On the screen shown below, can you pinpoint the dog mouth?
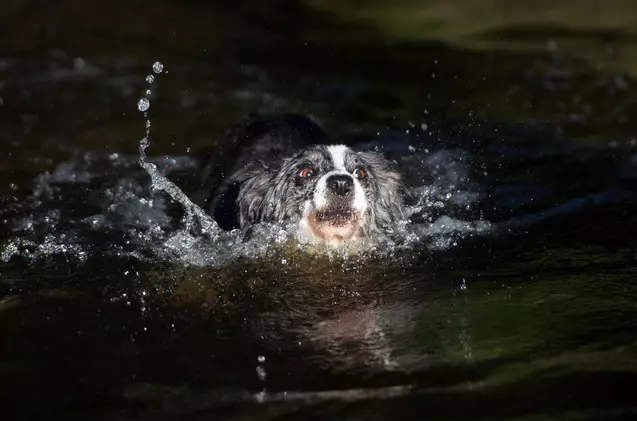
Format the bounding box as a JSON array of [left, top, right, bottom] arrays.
[[307, 207, 361, 241], [314, 210, 357, 226]]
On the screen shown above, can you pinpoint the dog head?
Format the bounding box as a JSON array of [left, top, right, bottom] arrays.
[[237, 144, 404, 244]]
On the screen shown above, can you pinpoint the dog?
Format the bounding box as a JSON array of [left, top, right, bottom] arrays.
[[201, 114, 405, 245]]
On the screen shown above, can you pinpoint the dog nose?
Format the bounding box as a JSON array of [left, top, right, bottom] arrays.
[[327, 174, 354, 196]]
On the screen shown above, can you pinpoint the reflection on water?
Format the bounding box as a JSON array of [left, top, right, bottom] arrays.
[[1, 1, 637, 420]]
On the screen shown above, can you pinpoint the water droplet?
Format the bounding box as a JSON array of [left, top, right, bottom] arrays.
[[137, 98, 150, 112], [547, 40, 557, 52], [73, 57, 86, 70], [146, 120, 151, 128], [146, 74, 155, 84], [256, 365, 267, 381], [460, 278, 467, 290], [421, 123, 428, 131], [152, 61, 164, 74], [255, 389, 266, 403], [140, 137, 150, 152], [146, 89, 151, 95], [257, 355, 265, 363]]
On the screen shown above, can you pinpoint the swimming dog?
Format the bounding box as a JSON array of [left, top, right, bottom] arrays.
[[202, 114, 404, 245]]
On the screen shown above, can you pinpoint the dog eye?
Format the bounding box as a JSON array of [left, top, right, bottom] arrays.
[[298, 168, 314, 178], [353, 168, 367, 179]]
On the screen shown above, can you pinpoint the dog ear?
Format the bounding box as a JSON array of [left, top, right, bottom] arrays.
[[358, 151, 405, 225], [236, 167, 274, 227]]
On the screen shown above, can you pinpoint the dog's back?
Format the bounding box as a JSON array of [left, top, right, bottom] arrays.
[[201, 114, 330, 230]]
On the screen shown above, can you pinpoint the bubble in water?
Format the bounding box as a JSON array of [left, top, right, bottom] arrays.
[[152, 61, 164, 74], [146, 74, 155, 84], [145, 89, 151, 95], [257, 355, 266, 363], [146, 120, 151, 129], [137, 98, 150, 112]]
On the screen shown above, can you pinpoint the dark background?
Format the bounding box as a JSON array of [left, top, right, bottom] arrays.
[[1, 2, 637, 421]]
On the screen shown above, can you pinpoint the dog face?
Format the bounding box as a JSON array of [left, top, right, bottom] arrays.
[[237, 144, 404, 244]]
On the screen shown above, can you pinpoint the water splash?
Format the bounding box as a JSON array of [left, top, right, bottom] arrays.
[[0, 144, 495, 267], [0, 61, 501, 268], [139, 144, 219, 238], [0, 151, 196, 263], [137, 62, 220, 241]]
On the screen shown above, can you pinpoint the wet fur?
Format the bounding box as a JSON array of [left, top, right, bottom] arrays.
[[202, 114, 404, 240]]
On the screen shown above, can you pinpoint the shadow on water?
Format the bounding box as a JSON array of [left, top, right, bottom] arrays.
[[1, 0, 637, 420]]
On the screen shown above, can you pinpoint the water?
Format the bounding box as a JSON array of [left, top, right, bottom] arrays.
[[1, 1, 637, 420], [137, 97, 150, 112]]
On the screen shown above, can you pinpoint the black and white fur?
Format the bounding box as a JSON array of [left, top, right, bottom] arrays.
[[202, 114, 404, 245]]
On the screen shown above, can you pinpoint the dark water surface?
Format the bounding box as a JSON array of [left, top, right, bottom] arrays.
[[1, 1, 637, 420]]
